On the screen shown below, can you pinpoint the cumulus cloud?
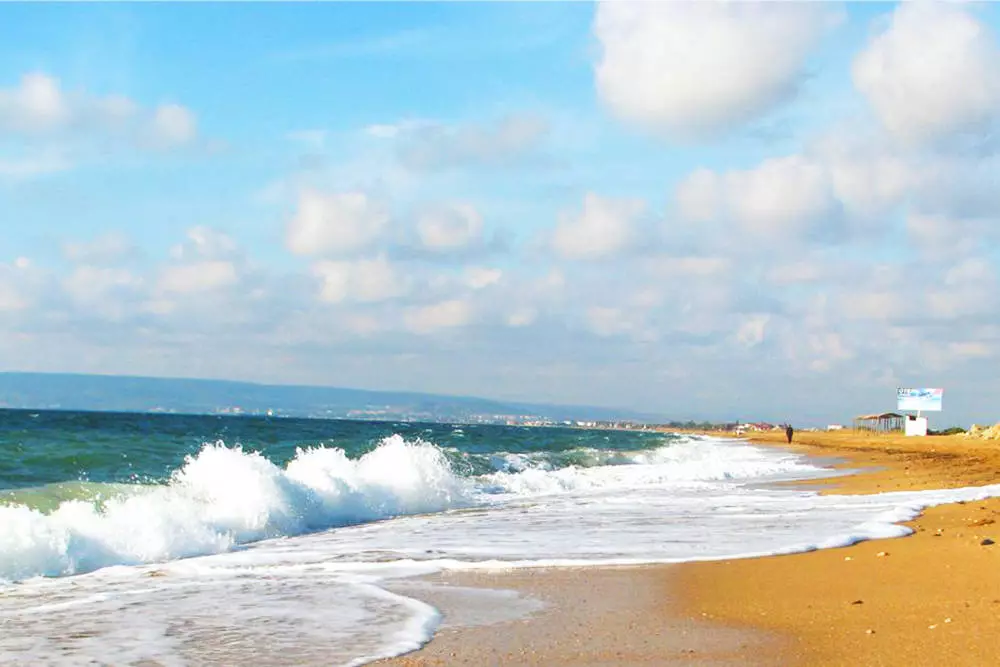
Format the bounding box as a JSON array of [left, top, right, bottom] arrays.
[[0, 151, 72, 180], [416, 203, 484, 252], [675, 155, 839, 241], [765, 259, 834, 286], [552, 193, 645, 260], [463, 266, 503, 290], [63, 265, 141, 308], [312, 254, 409, 303], [170, 227, 239, 261], [584, 302, 659, 343], [735, 314, 770, 348], [816, 134, 924, 218], [905, 213, 986, 260], [0, 72, 69, 133], [404, 298, 473, 334], [394, 114, 548, 170], [286, 190, 390, 256], [0, 261, 30, 311], [63, 232, 136, 266], [0, 71, 199, 153], [157, 261, 239, 294], [148, 104, 198, 148], [594, 2, 836, 138], [926, 257, 998, 321], [853, 2, 1000, 146]]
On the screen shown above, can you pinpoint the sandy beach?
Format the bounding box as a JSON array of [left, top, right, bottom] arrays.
[[379, 430, 1000, 666]]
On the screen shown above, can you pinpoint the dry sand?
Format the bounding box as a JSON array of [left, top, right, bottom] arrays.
[[378, 430, 1000, 666], [679, 430, 1000, 666]]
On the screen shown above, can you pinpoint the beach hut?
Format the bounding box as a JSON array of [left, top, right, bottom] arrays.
[[853, 412, 905, 433]]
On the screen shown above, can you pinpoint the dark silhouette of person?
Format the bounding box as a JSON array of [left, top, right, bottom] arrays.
[[785, 424, 794, 444]]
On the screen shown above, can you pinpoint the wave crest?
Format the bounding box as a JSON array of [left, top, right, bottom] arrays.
[[0, 435, 469, 582]]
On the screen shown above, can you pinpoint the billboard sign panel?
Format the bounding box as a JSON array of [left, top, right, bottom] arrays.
[[897, 387, 943, 412]]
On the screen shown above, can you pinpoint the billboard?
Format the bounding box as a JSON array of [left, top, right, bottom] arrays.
[[897, 387, 943, 412]]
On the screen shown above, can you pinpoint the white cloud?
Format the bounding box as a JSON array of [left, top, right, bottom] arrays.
[[0, 151, 72, 180], [364, 121, 425, 140], [726, 156, 837, 238], [158, 261, 238, 294], [820, 141, 922, 218], [506, 308, 537, 328], [676, 155, 838, 240], [365, 124, 400, 139], [943, 257, 993, 287], [584, 294, 661, 343], [149, 104, 198, 148], [0, 263, 28, 311], [802, 331, 853, 372], [0, 283, 24, 311], [552, 193, 645, 260], [0, 72, 69, 133], [464, 267, 502, 290], [286, 190, 389, 256], [674, 168, 720, 223], [170, 227, 238, 261], [416, 203, 484, 252], [63, 265, 141, 307], [585, 306, 632, 338], [765, 259, 831, 286], [395, 115, 548, 170], [594, 2, 836, 137], [649, 256, 731, 280], [404, 298, 473, 334], [0, 71, 198, 152], [287, 129, 329, 151], [312, 255, 408, 304], [853, 2, 1000, 146], [735, 314, 769, 348], [905, 213, 984, 260], [841, 286, 907, 322], [63, 232, 136, 265]]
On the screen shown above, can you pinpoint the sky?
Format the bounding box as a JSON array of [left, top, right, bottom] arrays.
[[2, 1, 1000, 426]]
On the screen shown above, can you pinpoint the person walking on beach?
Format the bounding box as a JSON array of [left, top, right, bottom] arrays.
[[785, 424, 794, 444]]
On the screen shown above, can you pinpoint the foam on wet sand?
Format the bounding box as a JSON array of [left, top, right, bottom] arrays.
[[379, 430, 1000, 666]]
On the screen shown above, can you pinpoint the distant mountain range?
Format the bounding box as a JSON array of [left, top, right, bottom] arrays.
[[0, 372, 663, 424]]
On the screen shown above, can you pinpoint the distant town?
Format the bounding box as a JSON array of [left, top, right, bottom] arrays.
[[0, 373, 869, 432]]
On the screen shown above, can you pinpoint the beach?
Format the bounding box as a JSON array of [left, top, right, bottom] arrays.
[[379, 430, 1000, 666]]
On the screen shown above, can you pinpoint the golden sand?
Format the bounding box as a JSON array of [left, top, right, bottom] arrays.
[[379, 430, 1000, 666], [677, 430, 1000, 666]]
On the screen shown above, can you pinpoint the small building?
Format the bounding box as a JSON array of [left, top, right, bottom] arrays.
[[853, 412, 905, 433]]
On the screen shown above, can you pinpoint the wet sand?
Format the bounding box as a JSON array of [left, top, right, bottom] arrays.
[[377, 566, 789, 666], [378, 430, 1000, 666]]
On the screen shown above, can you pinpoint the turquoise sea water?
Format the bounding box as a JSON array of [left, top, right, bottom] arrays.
[[0, 408, 666, 510]]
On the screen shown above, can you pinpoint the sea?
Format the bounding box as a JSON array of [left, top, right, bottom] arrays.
[[3, 409, 1000, 666]]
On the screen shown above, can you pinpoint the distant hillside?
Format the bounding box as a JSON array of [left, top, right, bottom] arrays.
[[0, 372, 661, 424]]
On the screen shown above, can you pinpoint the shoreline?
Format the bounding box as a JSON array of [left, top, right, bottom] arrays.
[[676, 430, 1000, 665], [377, 430, 1000, 666]]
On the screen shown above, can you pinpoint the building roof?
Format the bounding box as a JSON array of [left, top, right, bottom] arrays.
[[855, 412, 904, 420]]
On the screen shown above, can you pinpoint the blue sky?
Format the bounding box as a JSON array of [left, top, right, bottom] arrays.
[[3, 1, 1000, 425]]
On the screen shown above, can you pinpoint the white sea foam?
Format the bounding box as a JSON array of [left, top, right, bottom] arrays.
[[4, 434, 1000, 666], [0, 435, 473, 582]]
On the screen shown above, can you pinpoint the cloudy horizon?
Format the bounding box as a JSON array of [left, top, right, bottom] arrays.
[[3, 2, 999, 426]]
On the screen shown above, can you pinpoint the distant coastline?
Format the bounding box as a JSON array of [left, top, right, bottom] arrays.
[[0, 371, 662, 426]]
